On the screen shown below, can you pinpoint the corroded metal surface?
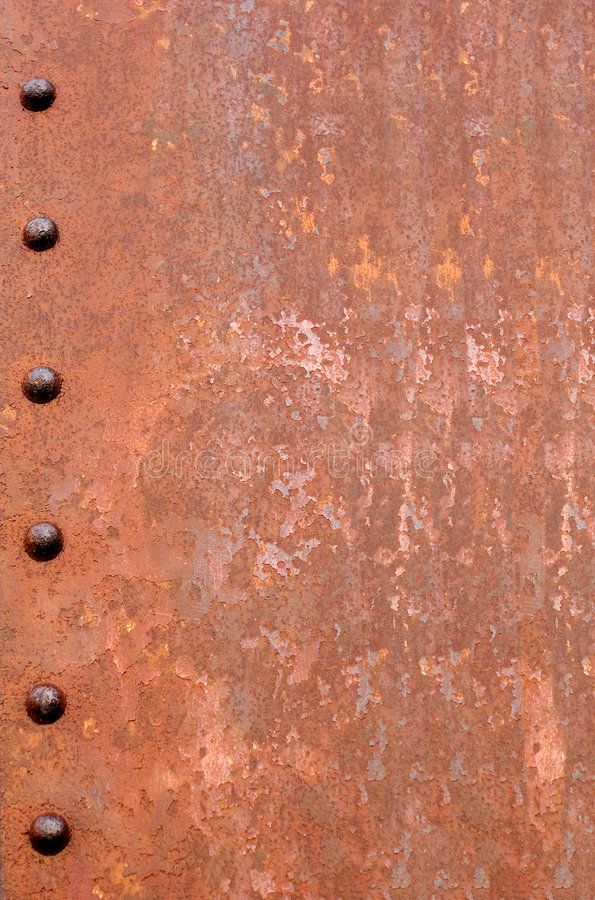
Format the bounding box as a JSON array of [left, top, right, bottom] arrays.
[[0, 1, 592, 897]]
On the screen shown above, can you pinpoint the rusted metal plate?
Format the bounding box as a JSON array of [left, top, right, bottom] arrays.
[[0, 1, 592, 897]]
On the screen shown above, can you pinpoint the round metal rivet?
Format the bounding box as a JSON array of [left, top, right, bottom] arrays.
[[22, 366, 62, 404], [24, 523, 64, 562], [22, 215, 59, 252], [20, 77, 56, 112], [28, 813, 70, 856], [26, 684, 67, 725]]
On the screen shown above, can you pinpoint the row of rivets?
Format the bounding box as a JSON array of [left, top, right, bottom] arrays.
[[20, 76, 70, 858]]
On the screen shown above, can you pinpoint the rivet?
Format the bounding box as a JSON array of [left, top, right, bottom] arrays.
[[22, 215, 59, 252], [20, 77, 56, 112], [28, 813, 70, 856], [24, 522, 64, 562], [26, 684, 67, 725], [22, 366, 63, 404]]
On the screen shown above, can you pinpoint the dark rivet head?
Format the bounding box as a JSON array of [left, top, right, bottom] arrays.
[[22, 366, 62, 404], [24, 523, 64, 562], [20, 77, 56, 112], [26, 683, 67, 725], [28, 813, 70, 856], [22, 215, 59, 252]]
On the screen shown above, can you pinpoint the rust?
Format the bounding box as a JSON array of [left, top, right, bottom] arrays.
[[21, 366, 62, 404], [20, 77, 56, 112], [22, 215, 59, 252], [0, 0, 592, 897], [25, 684, 67, 726], [28, 814, 70, 856], [23, 523, 63, 562]]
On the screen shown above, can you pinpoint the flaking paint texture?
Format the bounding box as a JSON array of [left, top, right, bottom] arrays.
[[0, 1, 592, 897]]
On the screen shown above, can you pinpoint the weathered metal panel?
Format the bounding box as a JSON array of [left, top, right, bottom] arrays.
[[0, 1, 592, 897]]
